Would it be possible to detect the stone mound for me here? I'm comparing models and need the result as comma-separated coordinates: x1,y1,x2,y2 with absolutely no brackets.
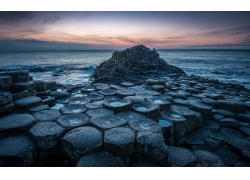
92,45,185,84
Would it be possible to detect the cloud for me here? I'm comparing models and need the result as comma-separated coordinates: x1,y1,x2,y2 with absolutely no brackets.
43,15,61,25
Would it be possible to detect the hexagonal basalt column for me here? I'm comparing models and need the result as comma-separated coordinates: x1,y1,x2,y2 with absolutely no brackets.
128,119,162,133
0,91,13,106
161,111,187,145
81,86,96,93
50,91,70,99
98,88,117,96
121,82,134,87
29,122,65,150
136,132,169,166
151,85,165,94
60,104,87,114
33,109,62,122
103,99,131,112
0,75,13,89
116,110,146,123
85,100,103,109
188,101,213,120
67,97,90,104
61,126,103,165
90,115,126,130
115,89,135,98
171,106,196,133
104,127,135,158
11,90,30,100
132,102,160,118
57,114,89,131
76,151,125,167
123,96,145,104
86,93,104,101
147,97,171,111
86,107,114,117
0,114,36,136
14,96,42,108
33,80,47,92
153,117,174,146
0,135,37,167
12,81,36,91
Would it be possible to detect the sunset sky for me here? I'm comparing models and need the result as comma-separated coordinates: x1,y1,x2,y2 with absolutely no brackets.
0,11,250,51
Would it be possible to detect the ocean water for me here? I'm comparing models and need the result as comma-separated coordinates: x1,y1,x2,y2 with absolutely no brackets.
0,50,250,89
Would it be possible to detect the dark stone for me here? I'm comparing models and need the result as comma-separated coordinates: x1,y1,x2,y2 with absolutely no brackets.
128,119,162,133
168,146,197,167
86,108,114,117
227,139,250,154
39,146,60,160
132,102,160,118
57,114,89,131
220,127,246,139
86,93,105,101
76,151,124,167
81,86,96,93
116,110,146,123
205,137,223,151
212,114,224,121
29,122,65,150
0,103,14,114
188,101,213,120
46,81,57,90
103,99,131,112
216,109,236,118
217,99,246,113
207,129,225,141
121,82,134,87
41,96,55,105
136,132,169,166
2,71,30,82
171,106,196,133
85,100,103,109
173,98,189,106
36,89,51,97
124,96,145,104
50,91,70,99
151,85,165,94
90,115,126,130
33,109,62,122
61,126,103,165
131,161,162,167
203,120,220,130
0,114,36,135
14,96,42,108
11,90,30,100
0,135,37,166
219,118,238,128
193,127,208,138
241,150,250,163
33,80,47,92
12,81,36,91
115,89,135,98
201,98,217,108
210,94,225,100
60,104,87,114
193,150,224,167
98,88,117,96
0,91,13,106
186,87,199,94
67,97,90,104
237,113,250,121
238,127,250,136
104,96,123,102
0,75,12,89
214,146,239,166
29,104,49,112
154,118,174,145
104,127,135,158
185,133,205,146
234,161,250,167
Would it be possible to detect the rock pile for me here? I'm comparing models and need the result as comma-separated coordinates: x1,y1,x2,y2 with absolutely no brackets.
92,45,185,84
0,46,250,167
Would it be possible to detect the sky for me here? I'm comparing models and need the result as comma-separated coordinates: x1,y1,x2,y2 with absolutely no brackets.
0,11,250,51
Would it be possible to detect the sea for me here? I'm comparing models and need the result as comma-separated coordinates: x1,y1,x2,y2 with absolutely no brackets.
0,50,250,89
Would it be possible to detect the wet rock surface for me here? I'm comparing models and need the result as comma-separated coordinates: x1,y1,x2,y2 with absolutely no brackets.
1,45,250,167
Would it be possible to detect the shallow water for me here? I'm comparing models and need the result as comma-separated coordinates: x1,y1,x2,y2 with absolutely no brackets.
0,50,249,89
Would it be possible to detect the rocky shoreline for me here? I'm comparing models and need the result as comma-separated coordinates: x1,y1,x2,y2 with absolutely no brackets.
0,45,250,167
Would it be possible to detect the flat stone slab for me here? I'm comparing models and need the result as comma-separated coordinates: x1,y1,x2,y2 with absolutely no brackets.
132,102,160,118
33,80,47,92
103,99,131,112
207,129,225,141
193,127,208,138
29,104,49,112
0,91,13,106
202,120,220,130
0,103,14,114
227,139,250,153
86,108,114,117
33,109,62,122
61,126,103,165
115,89,135,98
67,97,90,104
217,99,246,113
0,114,36,135
173,98,189,106
193,150,224,167
2,71,30,82
76,151,124,167
60,104,87,114
204,138,223,151
219,118,238,128
185,133,205,146
0,75,13,89
50,91,70,99
14,96,42,108
12,81,36,91
57,114,89,131
0,135,37,166
81,86,96,93
237,113,250,121
188,101,212,120
84,100,103,109
214,146,239,166
121,82,134,87
29,122,65,150
11,90,30,100
151,85,165,93
90,115,126,130
201,98,217,108
128,119,162,133
41,96,55,105
212,114,224,121
136,132,169,166
98,88,116,96
216,109,236,118
238,127,250,136
168,146,197,167
86,93,104,101
104,127,135,158
116,110,146,123
124,96,146,104
220,127,246,139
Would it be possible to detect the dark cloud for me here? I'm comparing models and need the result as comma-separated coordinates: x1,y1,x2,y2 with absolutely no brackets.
43,15,61,25
0,12,35,25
